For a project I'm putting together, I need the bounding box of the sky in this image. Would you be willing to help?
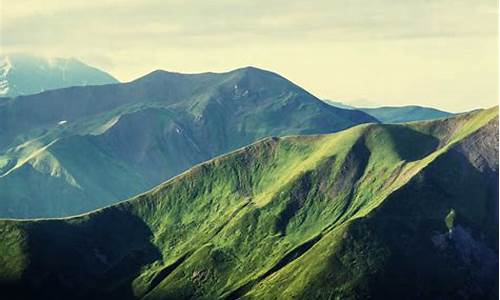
[1,0,498,112]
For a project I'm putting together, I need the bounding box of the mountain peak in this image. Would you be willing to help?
[131,66,294,97]
[229,65,284,79]
[2,53,85,68]
[233,65,268,73]
[0,53,118,97]
[136,66,276,82]
[146,69,184,77]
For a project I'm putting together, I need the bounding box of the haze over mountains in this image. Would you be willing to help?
[0,65,378,218]
[0,54,118,97]
[323,100,453,123]
[1,0,497,297]
[0,107,497,299]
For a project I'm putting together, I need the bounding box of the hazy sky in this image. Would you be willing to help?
[1,0,498,111]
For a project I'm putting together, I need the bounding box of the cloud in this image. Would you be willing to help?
[3,0,497,47]
[1,0,498,111]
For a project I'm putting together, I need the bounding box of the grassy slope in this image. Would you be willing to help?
[244,108,498,299]
[0,107,497,299]
[0,67,377,218]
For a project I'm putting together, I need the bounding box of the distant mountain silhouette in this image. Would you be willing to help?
[0,53,118,97]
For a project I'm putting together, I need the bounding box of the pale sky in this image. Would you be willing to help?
[1,0,498,112]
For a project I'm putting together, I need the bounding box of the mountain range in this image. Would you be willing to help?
[323,100,453,123]
[0,66,377,218]
[0,107,497,299]
[0,53,118,97]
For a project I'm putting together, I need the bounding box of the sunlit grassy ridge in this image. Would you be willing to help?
[0,107,497,299]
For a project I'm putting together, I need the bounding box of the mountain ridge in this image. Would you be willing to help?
[0,66,378,218]
[323,99,453,123]
[0,107,496,299]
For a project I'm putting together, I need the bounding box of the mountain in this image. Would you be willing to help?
[324,100,453,123]
[0,107,497,299]
[322,99,356,110]
[359,105,454,123]
[0,67,377,218]
[0,53,118,97]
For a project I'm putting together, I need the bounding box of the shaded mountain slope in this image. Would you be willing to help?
[0,67,377,218]
[0,107,497,299]
[0,53,118,97]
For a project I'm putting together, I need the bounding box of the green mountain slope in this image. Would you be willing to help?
[0,107,497,299]
[0,67,377,218]
[324,100,453,123]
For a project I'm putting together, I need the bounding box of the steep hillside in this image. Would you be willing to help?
[0,67,377,218]
[0,53,118,97]
[0,107,497,299]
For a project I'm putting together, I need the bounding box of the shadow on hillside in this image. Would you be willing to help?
[361,148,498,299]
[381,125,440,162]
[3,207,161,300]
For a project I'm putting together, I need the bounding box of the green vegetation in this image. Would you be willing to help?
[0,107,497,299]
[0,67,377,218]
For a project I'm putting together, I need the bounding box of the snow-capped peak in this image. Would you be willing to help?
[0,53,118,97]
[0,56,12,96]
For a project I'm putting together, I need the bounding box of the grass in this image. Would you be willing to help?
[0,107,497,299]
